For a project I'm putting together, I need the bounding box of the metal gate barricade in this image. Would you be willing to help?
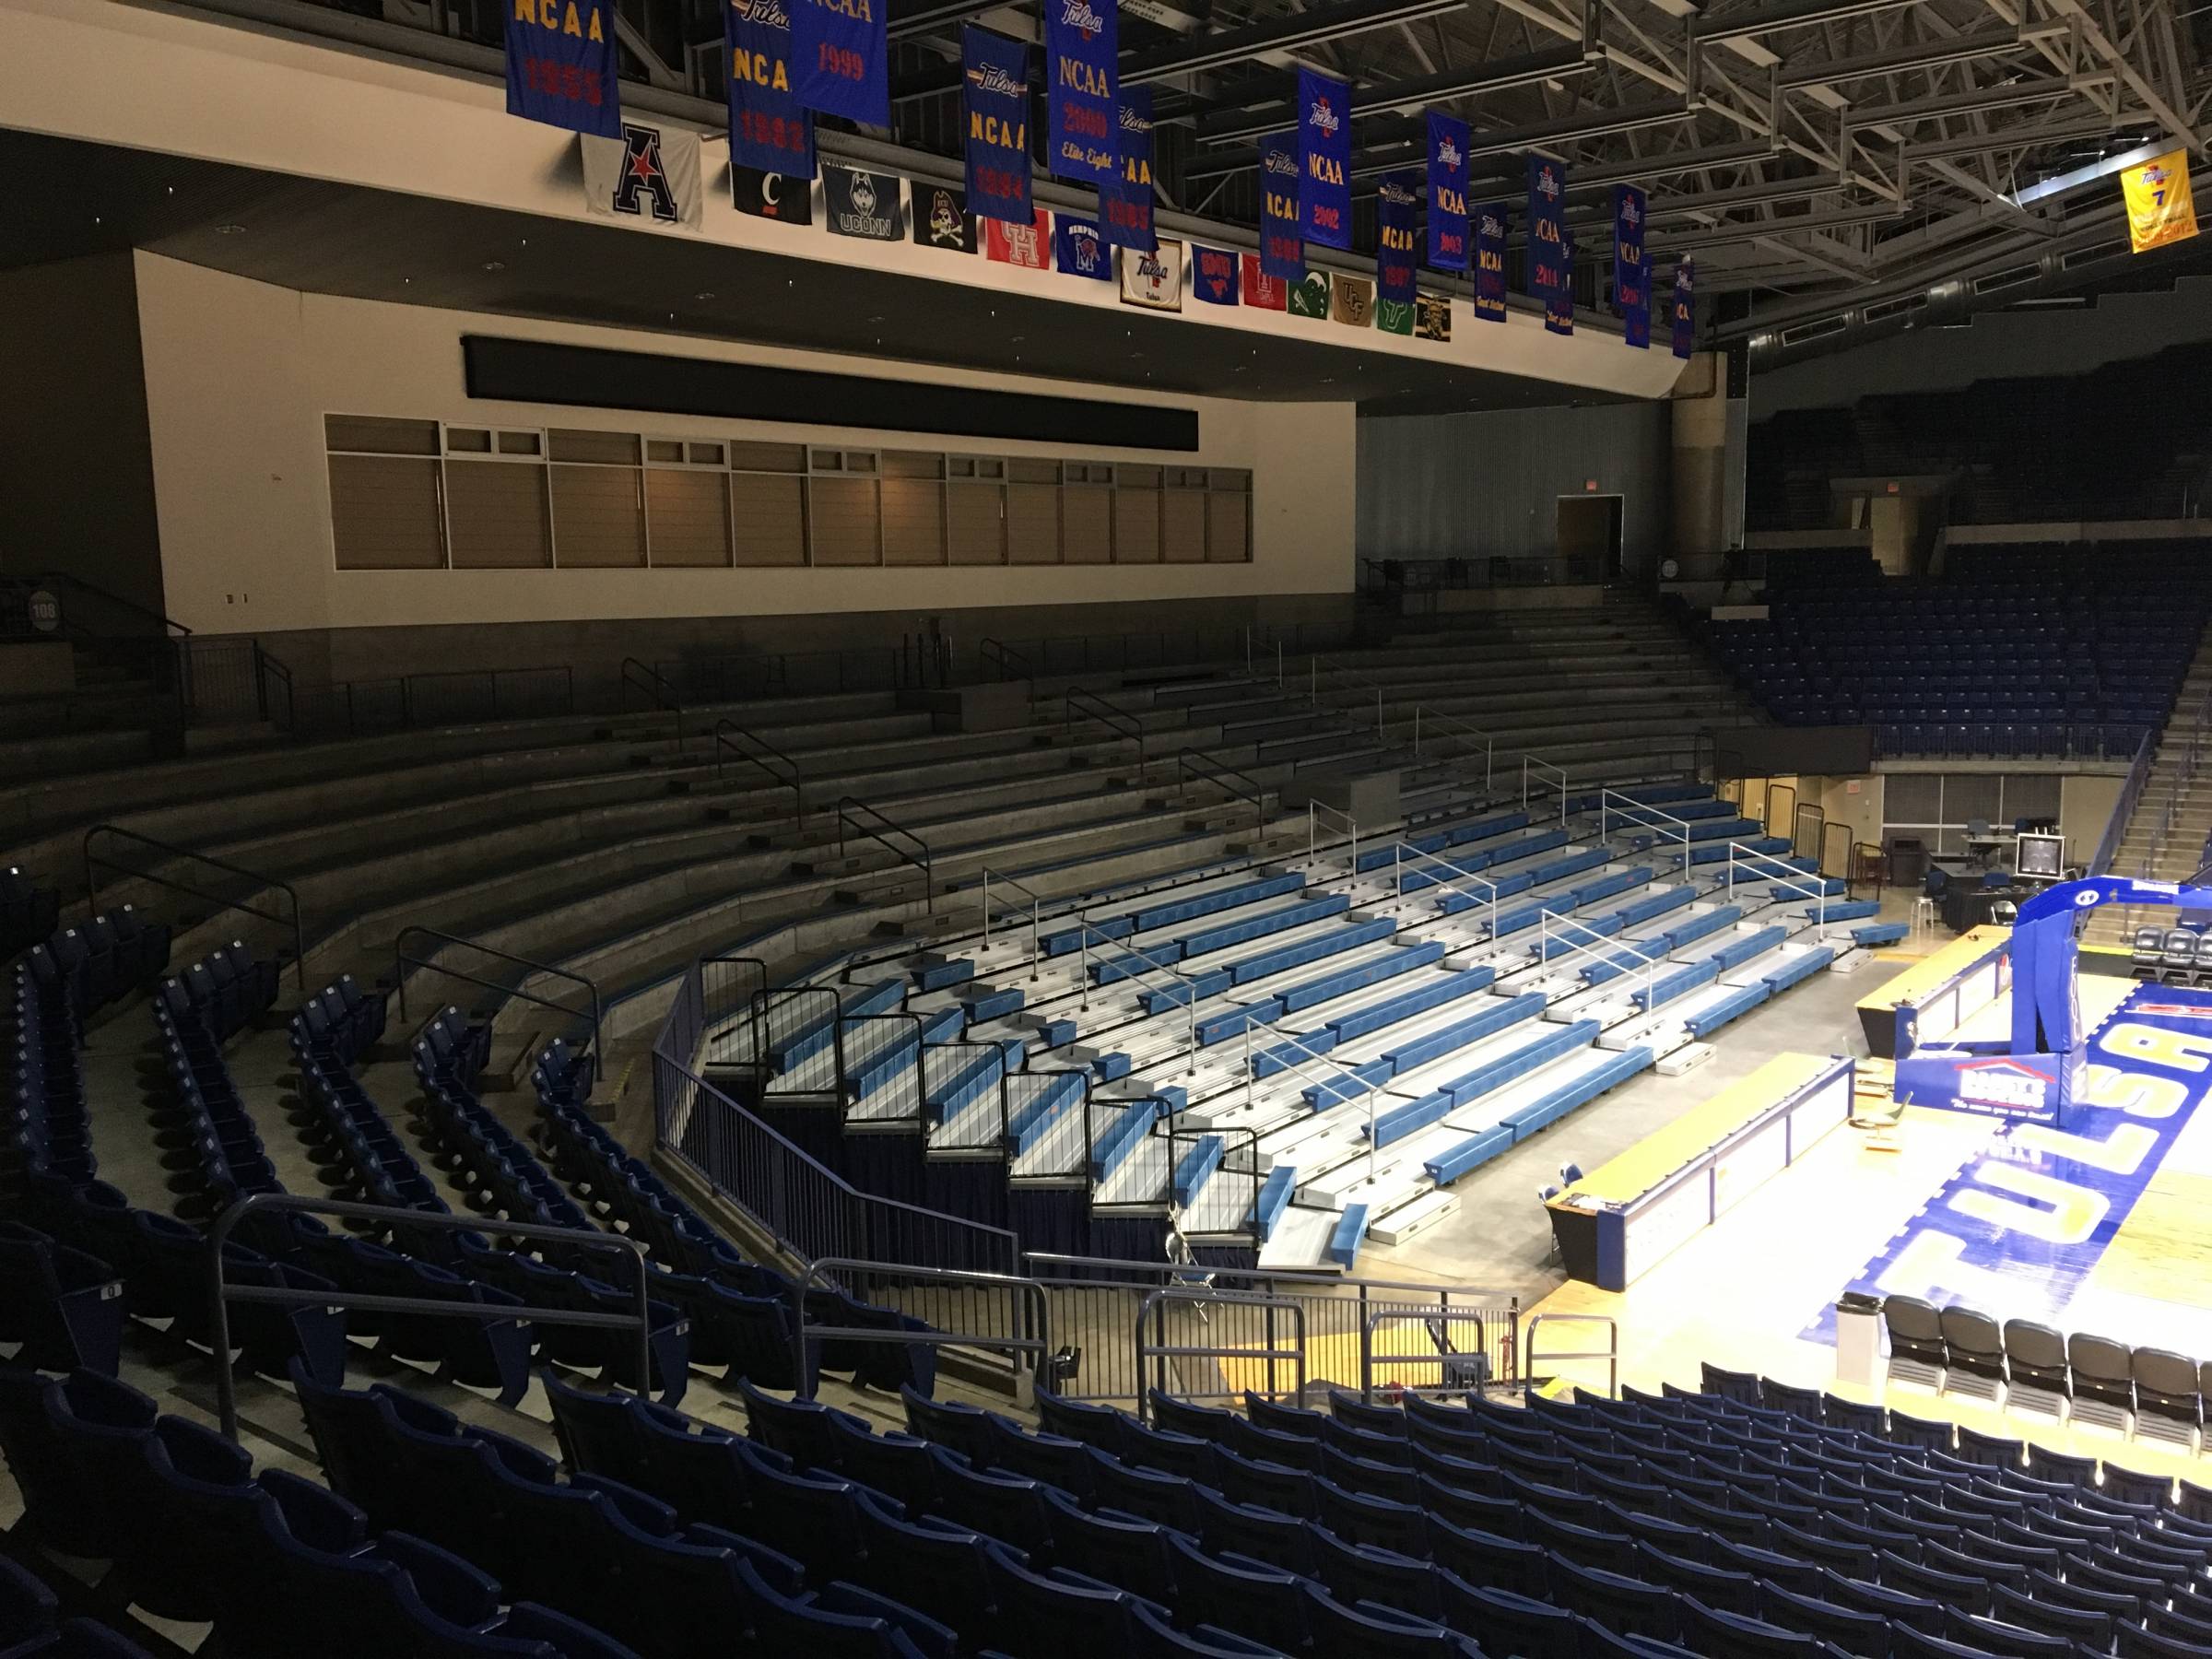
[795,1259,1051,1404]
[1134,1288,1306,1419]
[1524,1311,1619,1399]
[1360,1305,1513,1401]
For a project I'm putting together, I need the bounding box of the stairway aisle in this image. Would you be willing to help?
[2086,622,2212,948]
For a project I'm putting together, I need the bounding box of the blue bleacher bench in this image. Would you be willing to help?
[1327,1205,1370,1267]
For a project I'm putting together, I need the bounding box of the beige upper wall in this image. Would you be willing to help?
[134,253,1357,635]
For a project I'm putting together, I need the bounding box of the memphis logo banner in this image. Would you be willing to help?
[1055,214,1113,280]
[507,0,623,136]
[2123,148,2199,254]
[962,26,1032,226]
[725,0,814,178]
[1046,0,1118,184]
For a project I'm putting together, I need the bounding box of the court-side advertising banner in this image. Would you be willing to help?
[1614,184,1648,349]
[1473,202,1508,323]
[1055,214,1113,279]
[791,0,888,126]
[1046,0,1118,182]
[1241,253,1288,311]
[1259,133,1304,282]
[1192,245,1240,305]
[1528,156,1570,335]
[724,0,814,178]
[582,124,703,229]
[1119,239,1183,311]
[1297,68,1351,250]
[508,0,622,135]
[962,27,1032,225]
[822,164,900,239]
[1377,170,1419,305]
[1672,260,1695,359]
[1101,86,1158,252]
[1426,112,1469,271]
[2122,148,2199,253]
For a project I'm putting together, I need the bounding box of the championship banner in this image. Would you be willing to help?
[1297,69,1352,249]
[2123,149,2198,253]
[1527,156,1569,307]
[1260,134,1305,282]
[984,208,1050,267]
[962,27,1031,225]
[1289,269,1330,319]
[1376,298,1414,335]
[507,0,622,136]
[1614,184,1648,349]
[1415,291,1452,342]
[1055,214,1113,279]
[1118,239,1183,311]
[1473,202,1508,323]
[725,0,814,179]
[582,124,703,229]
[1426,112,1469,271]
[1192,245,1240,305]
[1045,0,1118,182]
[823,164,900,238]
[1101,86,1158,253]
[1242,253,1288,311]
[1377,170,1419,304]
[1330,271,1373,326]
[1671,260,1695,359]
[791,0,888,126]
[912,182,977,253]
[731,165,813,224]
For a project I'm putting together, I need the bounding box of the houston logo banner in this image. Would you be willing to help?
[725,0,814,178]
[507,0,622,135]
[984,208,1049,268]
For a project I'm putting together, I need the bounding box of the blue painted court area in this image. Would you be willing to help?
[1806,982,2212,1346]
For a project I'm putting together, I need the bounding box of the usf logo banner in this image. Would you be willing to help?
[1376,299,1414,336]
[2123,149,2198,254]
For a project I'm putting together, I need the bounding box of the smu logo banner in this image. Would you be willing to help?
[1613,183,1648,349]
[581,122,703,229]
[1259,133,1304,283]
[1046,0,1118,183]
[1100,87,1158,253]
[1377,171,1419,304]
[1672,260,1695,358]
[1192,244,1239,305]
[1054,214,1112,280]
[507,0,623,137]
[1426,112,1469,272]
[1473,202,1508,323]
[1298,68,1352,250]
[725,0,814,178]
[962,26,1032,225]
[791,0,888,127]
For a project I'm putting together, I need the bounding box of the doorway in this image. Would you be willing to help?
[1556,494,1624,581]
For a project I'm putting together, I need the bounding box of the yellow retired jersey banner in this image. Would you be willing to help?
[2122,149,2198,254]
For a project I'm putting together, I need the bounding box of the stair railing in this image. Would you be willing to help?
[712,717,806,830]
[1175,747,1271,841]
[836,795,935,912]
[394,925,603,1067]
[83,824,307,990]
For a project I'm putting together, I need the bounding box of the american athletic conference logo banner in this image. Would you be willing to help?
[1046,0,1119,183]
[1614,184,1648,349]
[1100,87,1158,253]
[1297,68,1351,250]
[1259,133,1303,282]
[792,0,888,126]
[507,0,622,135]
[1425,112,1469,271]
[1473,202,1508,323]
[581,123,704,228]
[962,27,1032,225]
[725,0,814,179]
[1377,170,1418,304]
[1672,261,1695,359]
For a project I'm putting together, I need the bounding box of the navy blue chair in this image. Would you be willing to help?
[1297,1581,1477,1657]
[1631,1544,1759,1617]
[1438,1577,1577,1659]
[1147,1390,1234,1442]
[1085,1445,1200,1533]
[1888,1622,2025,1659]
[2117,1622,2212,1659]
[1161,1534,1310,1653]
[1212,1442,1317,1518]
[1524,1506,1631,1570]
[1546,1552,1679,1642]
[0,1225,124,1377]
[1128,1601,1284,1659]
[851,1492,997,1641]
[982,1542,1154,1659]
[838,1412,943,1515]
[1941,1609,2074,1658]
[1819,1570,1944,1634]
[1985,1583,2108,1651]
[1316,1474,1428,1556]
[1428,1513,1549,1598]
[1676,1597,1824,1656]
[1039,1488,1172,1598]
[542,1371,644,1483]
[1757,1582,1891,1657]
[1308,1525,1442,1622]
[1188,1485,1316,1578]
[1033,1386,1121,1449]
[1244,1392,1326,1439]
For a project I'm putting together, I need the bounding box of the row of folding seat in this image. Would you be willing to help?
[291,972,386,1066]
[0,1219,123,1376]
[0,868,58,963]
[21,908,169,1028]
[2131,927,2212,991]
[411,1017,592,1233]
[159,935,282,1043]
[6,962,92,1196]
[0,1549,154,1657]
[149,991,280,1220]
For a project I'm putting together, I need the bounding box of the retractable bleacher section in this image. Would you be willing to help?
[1699,547,2211,759]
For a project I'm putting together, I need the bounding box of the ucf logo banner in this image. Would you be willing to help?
[2123,149,2199,254]
[582,123,703,228]
[1330,271,1373,326]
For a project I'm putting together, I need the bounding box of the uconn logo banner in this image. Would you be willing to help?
[507,0,623,136]
[725,0,814,179]
[1046,0,1118,183]
[1297,68,1351,249]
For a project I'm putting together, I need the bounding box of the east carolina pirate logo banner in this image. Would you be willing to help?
[1614,184,1648,349]
[582,123,703,229]
[1101,86,1158,253]
[725,0,814,179]
[1415,291,1452,341]
[1241,253,1287,311]
[1118,239,1183,311]
[1426,112,1469,272]
[507,0,622,136]
[731,164,813,224]
[792,0,888,126]
[1055,214,1112,279]
[1377,170,1418,304]
[1297,68,1351,250]
[1046,0,1118,183]
[1192,245,1239,305]
[1473,202,1507,323]
[962,26,1032,226]
[985,208,1050,267]
[2123,148,2198,253]
[1330,271,1373,326]
[912,183,977,253]
[823,163,900,239]
[1259,133,1304,283]
[1671,260,1695,359]
[1288,268,1330,319]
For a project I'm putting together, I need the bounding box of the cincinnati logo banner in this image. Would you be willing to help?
[1297,68,1351,250]
[507,0,623,136]
[962,26,1032,225]
[581,122,702,229]
[791,0,888,126]
[1259,132,1304,282]
[1046,0,1119,183]
[1426,112,1469,272]
[1101,86,1158,253]
[725,0,814,179]
[1614,183,1648,349]
[731,164,814,224]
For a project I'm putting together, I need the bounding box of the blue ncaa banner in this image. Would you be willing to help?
[507,0,623,136]
[1473,202,1507,322]
[1526,155,1568,301]
[1297,68,1351,249]
[962,27,1032,224]
[1614,184,1648,348]
[1547,214,1574,335]
[791,0,888,126]
[1055,214,1113,279]
[1259,132,1304,282]
[725,0,814,179]
[1377,170,1418,303]
[1045,0,1118,183]
[1101,86,1158,252]
[1672,261,1695,358]
[1425,112,1469,271]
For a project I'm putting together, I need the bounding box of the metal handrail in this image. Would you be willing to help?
[394,924,603,1063]
[1724,840,1830,939]
[1524,1311,1618,1395]
[1522,755,1572,829]
[1135,1287,1307,1413]
[1411,704,1500,791]
[621,655,686,751]
[1237,1015,1422,1189]
[980,867,1048,979]
[836,794,935,912]
[1176,747,1270,839]
[1064,687,1148,763]
[1600,790,1694,870]
[712,717,806,829]
[1391,842,1501,943]
[83,823,307,990]
[1537,906,1665,1020]
[35,570,193,638]
[794,1258,1049,1401]
[1305,799,1360,876]
[206,1192,653,1441]
[1074,922,1198,1073]
[979,638,1033,682]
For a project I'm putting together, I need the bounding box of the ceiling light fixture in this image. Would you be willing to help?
[696,290,717,300]
[483,260,505,271]
[216,224,247,236]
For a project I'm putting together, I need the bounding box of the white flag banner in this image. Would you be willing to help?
[1117,238,1183,312]
[581,122,704,230]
